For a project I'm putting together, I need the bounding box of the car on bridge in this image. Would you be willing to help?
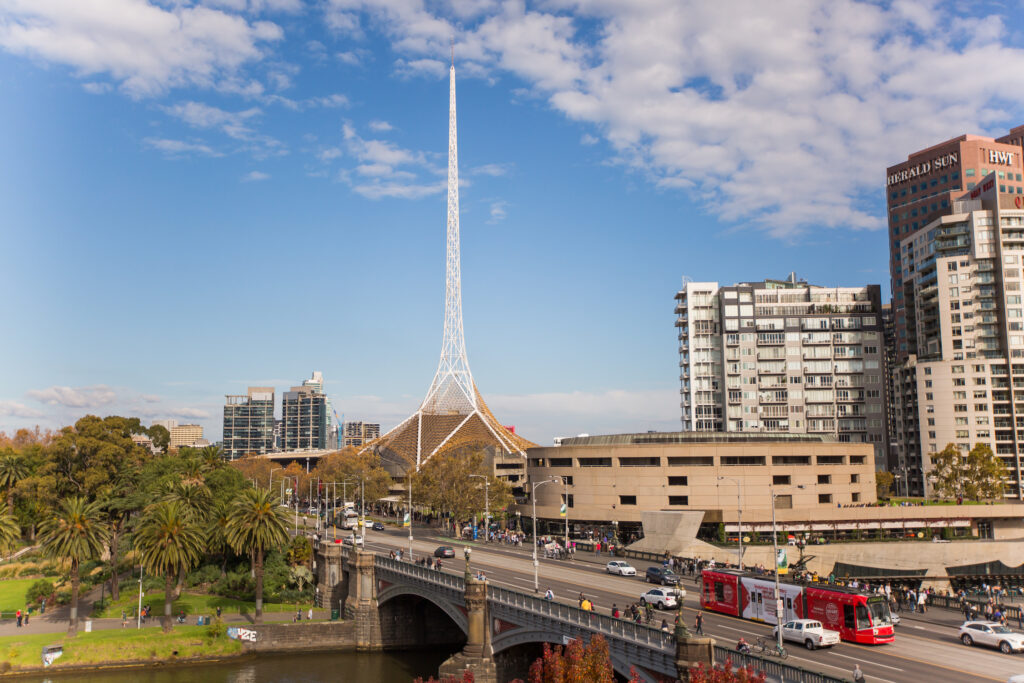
[640,588,679,609]
[343,534,364,546]
[959,621,1024,654]
[371,521,385,531]
[606,561,636,576]
[434,546,456,558]
[645,566,681,585]
[772,619,841,650]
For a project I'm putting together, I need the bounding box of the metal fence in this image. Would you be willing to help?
[713,645,852,683]
[488,584,675,652]
[927,593,1024,624]
[374,555,466,592]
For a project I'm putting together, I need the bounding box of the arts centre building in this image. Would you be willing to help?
[519,432,1024,584]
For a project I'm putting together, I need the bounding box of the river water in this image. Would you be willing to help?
[22,650,456,683]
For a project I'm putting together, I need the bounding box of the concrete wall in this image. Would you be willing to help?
[239,621,356,653]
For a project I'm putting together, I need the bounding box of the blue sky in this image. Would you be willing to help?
[4,0,1024,445]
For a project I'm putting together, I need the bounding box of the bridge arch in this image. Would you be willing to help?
[491,628,637,681]
[377,583,469,635]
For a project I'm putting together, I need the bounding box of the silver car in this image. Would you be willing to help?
[959,621,1024,654]
[606,561,636,576]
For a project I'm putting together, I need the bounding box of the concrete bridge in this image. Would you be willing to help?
[316,541,716,683]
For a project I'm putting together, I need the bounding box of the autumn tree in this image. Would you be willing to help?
[875,471,894,499]
[689,661,768,683]
[311,447,394,506]
[412,445,513,534]
[929,442,1005,501]
[506,635,637,683]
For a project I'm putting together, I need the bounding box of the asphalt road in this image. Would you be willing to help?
[351,525,1024,683]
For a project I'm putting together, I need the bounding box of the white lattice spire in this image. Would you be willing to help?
[420,61,478,415]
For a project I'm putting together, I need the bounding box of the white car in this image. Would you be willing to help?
[343,534,364,546]
[606,561,637,576]
[640,588,678,610]
[772,619,841,650]
[960,621,1024,654]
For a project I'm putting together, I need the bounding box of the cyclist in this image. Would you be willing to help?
[737,637,751,654]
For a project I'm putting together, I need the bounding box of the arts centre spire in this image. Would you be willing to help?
[368,57,536,470]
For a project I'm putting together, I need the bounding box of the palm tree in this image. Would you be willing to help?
[39,497,110,635]
[200,445,224,471]
[0,502,20,557]
[135,500,205,632]
[225,487,289,623]
[205,500,232,578]
[0,452,28,510]
[161,480,212,598]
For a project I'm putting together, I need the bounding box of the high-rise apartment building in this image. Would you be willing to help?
[889,162,1024,498]
[151,419,178,432]
[675,275,887,466]
[223,387,275,460]
[281,372,329,451]
[169,424,203,450]
[343,421,381,448]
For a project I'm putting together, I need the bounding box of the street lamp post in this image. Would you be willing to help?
[770,484,804,654]
[464,546,472,581]
[268,466,283,493]
[531,477,559,592]
[562,476,569,553]
[717,476,743,571]
[407,472,414,561]
[469,474,490,542]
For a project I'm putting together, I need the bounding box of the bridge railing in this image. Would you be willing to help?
[712,646,851,683]
[374,556,466,592]
[488,584,674,652]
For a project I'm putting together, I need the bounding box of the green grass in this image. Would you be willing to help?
[94,590,312,618]
[0,625,242,671]
[0,577,58,613]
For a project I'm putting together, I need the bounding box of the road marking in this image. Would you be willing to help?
[873,648,1004,681]
[827,650,903,671]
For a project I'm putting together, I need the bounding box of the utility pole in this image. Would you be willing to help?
[531,476,558,592]
[408,473,414,560]
[469,474,490,542]
[718,476,743,570]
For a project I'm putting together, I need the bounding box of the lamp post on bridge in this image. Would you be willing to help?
[717,475,743,571]
[531,476,559,592]
[469,474,490,543]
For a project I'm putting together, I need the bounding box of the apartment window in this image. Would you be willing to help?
[818,493,833,504]
[772,455,811,465]
[953,378,966,386]
[668,496,689,506]
[925,367,933,375]
[817,455,845,465]
[721,456,766,466]
[548,458,572,467]
[817,474,832,484]
[772,475,791,485]
[619,495,637,506]
[851,473,860,483]
[563,476,573,486]
[579,457,612,467]
[927,418,935,426]
[774,495,793,509]
[852,492,861,503]
[667,456,714,466]
[668,476,688,486]
[619,457,661,467]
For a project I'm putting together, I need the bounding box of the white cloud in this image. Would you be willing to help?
[163,100,285,157]
[336,50,363,66]
[0,401,45,418]
[143,137,222,157]
[26,385,117,408]
[318,146,343,162]
[487,199,508,224]
[82,82,111,94]
[470,163,509,177]
[202,0,303,13]
[336,121,445,199]
[0,0,284,97]
[368,119,393,132]
[242,170,270,181]
[331,0,1024,237]
[174,407,213,419]
[580,133,598,146]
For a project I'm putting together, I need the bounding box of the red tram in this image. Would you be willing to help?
[700,569,895,644]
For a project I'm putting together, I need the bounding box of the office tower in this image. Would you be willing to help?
[343,421,381,448]
[281,372,328,451]
[675,274,887,467]
[890,171,1024,497]
[151,419,178,432]
[169,424,203,450]
[223,387,275,460]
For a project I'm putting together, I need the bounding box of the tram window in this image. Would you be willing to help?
[844,604,856,629]
[856,604,870,629]
[715,582,725,602]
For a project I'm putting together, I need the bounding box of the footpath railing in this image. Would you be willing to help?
[926,593,1024,625]
[488,584,674,652]
[375,555,466,592]
[713,646,851,683]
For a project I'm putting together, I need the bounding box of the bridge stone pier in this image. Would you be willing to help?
[316,542,714,683]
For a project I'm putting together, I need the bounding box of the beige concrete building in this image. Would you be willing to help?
[524,433,876,540]
[169,424,203,450]
[675,276,886,467]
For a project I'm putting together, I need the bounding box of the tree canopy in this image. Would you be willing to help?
[412,446,512,524]
[929,442,1005,501]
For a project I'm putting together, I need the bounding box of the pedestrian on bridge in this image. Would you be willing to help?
[852,664,865,682]
[694,610,704,635]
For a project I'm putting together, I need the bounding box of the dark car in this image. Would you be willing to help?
[434,546,456,558]
[372,522,385,531]
[645,566,680,585]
